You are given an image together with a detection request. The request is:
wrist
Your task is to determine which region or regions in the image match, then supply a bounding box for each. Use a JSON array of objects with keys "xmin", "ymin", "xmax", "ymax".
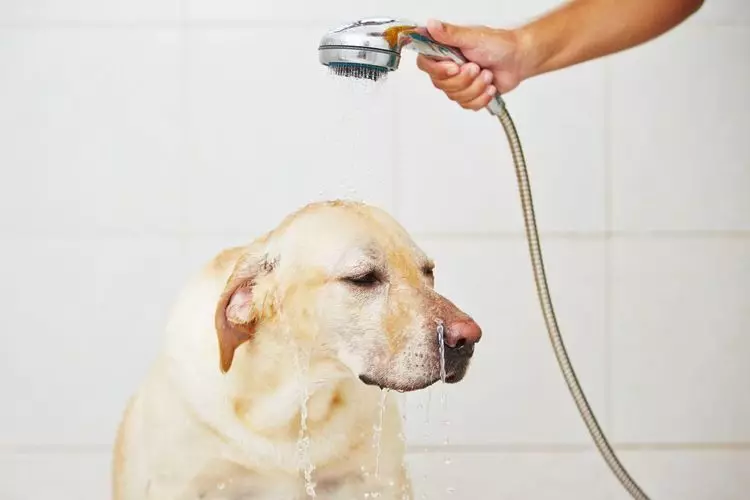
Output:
[
  {"xmin": 512, "ymin": 21, "xmax": 554, "ymax": 80},
  {"xmin": 512, "ymin": 25, "xmax": 539, "ymax": 80}
]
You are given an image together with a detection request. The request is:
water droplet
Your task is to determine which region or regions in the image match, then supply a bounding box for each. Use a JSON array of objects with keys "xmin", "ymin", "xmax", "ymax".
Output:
[
  {"xmin": 217, "ymin": 482, "xmax": 226, "ymax": 491},
  {"xmin": 446, "ymin": 486, "xmax": 456, "ymax": 495},
  {"xmin": 444, "ymin": 457, "xmax": 452, "ymax": 465}
]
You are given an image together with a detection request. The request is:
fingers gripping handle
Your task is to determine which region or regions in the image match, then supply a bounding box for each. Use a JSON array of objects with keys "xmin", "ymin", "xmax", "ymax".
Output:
[{"xmin": 402, "ymin": 31, "xmax": 506, "ymax": 116}]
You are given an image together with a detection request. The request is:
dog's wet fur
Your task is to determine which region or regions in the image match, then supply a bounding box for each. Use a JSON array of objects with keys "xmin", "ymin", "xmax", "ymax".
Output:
[{"xmin": 113, "ymin": 200, "xmax": 481, "ymax": 499}]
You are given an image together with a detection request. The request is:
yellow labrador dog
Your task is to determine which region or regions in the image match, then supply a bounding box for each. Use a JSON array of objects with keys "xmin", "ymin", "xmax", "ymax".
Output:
[{"xmin": 113, "ymin": 200, "xmax": 482, "ymax": 500}]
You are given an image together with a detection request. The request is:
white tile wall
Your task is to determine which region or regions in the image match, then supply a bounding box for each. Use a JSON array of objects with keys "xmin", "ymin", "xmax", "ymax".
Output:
[
  {"xmin": 693, "ymin": 0, "xmax": 750, "ymax": 25},
  {"xmin": 185, "ymin": 0, "xmax": 562, "ymax": 26},
  {"xmin": 0, "ymin": 451, "xmax": 111, "ymax": 500},
  {"xmin": 405, "ymin": 450, "xmax": 623, "ymax": 499},
  {"xmin": 0, "ymin": 237, "xmax": 188, "ymax": 446},
  {"xmin": 611, "ymin": 237, "xmax": 750, "ymax": 443},
  {"xmin": 614, "ymin": 450, "xmax": 750, "ymax": 500},
  {"xmin": 0, "ymin": 28, "xmax": 182, "ymax": 236},
  {"xmin": 0, "ymin": 0, "xmax": 180, "ymax": 23},
  {"xmin": 611, "ymin": 22, "xmax": 750, "ymax": 232},
  {"xmin": 0, "ymin": 0, "xmax": 748, "ymax": 498}
]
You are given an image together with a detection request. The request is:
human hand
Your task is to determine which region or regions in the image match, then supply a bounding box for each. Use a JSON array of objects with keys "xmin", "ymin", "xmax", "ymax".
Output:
[{"xmin": 416, "ymin": 19, "xmax": 531, "ymax": 111}]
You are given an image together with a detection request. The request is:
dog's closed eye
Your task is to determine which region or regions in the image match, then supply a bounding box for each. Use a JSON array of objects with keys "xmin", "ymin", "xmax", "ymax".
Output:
[{"xmin": 343, "ymin": 271, "xmax": 380, "ymax": 287}]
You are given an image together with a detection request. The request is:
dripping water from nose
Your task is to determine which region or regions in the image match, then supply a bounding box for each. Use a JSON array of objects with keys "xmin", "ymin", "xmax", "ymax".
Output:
[
  {"xmin": 436, "ymin": 322, "xmax": 447, "ymax": 383},
  {"xmin": 436, "ymin": 322, "xmax": 454, "ymax": 495}
]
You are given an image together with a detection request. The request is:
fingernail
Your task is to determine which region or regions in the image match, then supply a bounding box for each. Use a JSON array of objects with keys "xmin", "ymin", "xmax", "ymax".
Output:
[
  {"xmin": 426, "ymin": 19, "xmax": 444, "ymax": 32},
  {"xmin": 466, "ymin": 64, "xmax": 479, "ymax": 77},
  {"xmin": 445, "ymin": 64, "xmax": 459, "ymax": 76},
  {"xmin": 482, "ymin": 70, "xmax": 493, "ymax": 84},
  {"xmin": 486, "ymin": 85, "xmax": 497, "ymax": 96}
]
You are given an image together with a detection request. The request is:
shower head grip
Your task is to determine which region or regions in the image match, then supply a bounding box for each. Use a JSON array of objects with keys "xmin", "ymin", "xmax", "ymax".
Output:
[{"xmin": 399, "ymin": 31, "xmax": 506, "ymax": 115}]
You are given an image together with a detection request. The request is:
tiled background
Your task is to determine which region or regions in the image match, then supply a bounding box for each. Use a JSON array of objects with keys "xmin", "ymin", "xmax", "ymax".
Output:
[{"xmin": 0, "ymin": 0, "xmax": 748, "ymax": 498}]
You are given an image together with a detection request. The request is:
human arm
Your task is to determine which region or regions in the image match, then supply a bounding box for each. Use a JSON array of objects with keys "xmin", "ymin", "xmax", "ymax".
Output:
[
  {"xmin": 417, "ymin": 0, "xmax": 705, "ymax": 110},
  {"xmin": 520, "ymin": 0, "xmax": 705, "ymax": 77}
]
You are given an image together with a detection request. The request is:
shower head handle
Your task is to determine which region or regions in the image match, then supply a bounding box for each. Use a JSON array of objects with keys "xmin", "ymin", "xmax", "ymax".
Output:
[
  {"xmin": 397, "ymin": 30, "xmax": 505, "ymax": 115},
  {"xmin": 318, "ymin": 17, "xmax": 505, "ymax": 116}
]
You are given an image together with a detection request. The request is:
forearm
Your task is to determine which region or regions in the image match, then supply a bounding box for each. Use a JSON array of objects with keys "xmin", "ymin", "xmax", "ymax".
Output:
[{"xmin": 518, "ymin": 0, "xmax": 704, "ymax": 78}]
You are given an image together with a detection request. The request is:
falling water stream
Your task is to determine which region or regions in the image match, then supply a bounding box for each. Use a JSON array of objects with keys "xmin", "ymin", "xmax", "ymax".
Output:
[
  {"xmin": 292, "ymin": 73, "xmax": 461, "ymax": 499},
  {"xmin": 373, "ymin": 389, "xmax": 389, "ymax": 479},
  {"xmin": 289, "ymin": 320, "xmax": 317, "ymax": 498},
  {"xmin": 364, "ymin": 389, "xmax": 390, "ymax": 499}
]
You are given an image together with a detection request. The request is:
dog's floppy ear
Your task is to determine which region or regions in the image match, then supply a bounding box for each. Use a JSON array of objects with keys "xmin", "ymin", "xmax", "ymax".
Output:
[{"xmin": 214, "ymin": 252, "xmax": 274, "ymax": 373}]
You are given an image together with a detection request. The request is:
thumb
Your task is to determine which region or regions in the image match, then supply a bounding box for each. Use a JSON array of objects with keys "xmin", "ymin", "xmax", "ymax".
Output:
[{"xmin": 425, "ymin": 19, "xmax": 476, "ymax": 48}]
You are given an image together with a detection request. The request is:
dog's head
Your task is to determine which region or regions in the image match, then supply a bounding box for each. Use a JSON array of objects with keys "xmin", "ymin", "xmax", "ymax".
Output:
[{"xmin": 214, "ymin": 201, "xmax": 481, "ymax": 392}]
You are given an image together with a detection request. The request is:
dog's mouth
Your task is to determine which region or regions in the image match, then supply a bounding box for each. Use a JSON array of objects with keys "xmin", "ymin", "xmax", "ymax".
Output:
[
  {"xmin": 358, "ymin": 352, "xmax": 471, "ymax": 392},
  {"xmin": 358, "ymin": 371, "xmax": 463, "ymax": 392}
]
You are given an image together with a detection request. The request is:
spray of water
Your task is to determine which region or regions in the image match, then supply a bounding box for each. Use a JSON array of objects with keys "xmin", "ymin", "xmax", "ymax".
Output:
[{"xmin": 322, "ymin": 70, "xmax": 393, "ymax": 206}]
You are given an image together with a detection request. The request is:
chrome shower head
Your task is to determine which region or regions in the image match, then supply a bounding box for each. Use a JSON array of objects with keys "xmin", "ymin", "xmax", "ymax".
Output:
[
  {"xmin": 318, "ymin": 17, "xmax": 417, "ymax": 81},
  {"xmin": 318, "ymin": 17, "xmax": 505, "ymax": 114}
]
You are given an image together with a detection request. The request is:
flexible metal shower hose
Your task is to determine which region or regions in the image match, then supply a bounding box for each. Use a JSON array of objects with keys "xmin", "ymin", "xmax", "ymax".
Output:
[{"xmin": 496, "ymin": 108, "xmax": 650, "ymax": 500}]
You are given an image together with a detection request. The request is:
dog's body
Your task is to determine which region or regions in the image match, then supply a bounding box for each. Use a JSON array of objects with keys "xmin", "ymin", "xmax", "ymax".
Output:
[{"xmin": 113, "ymin": 201, "xmax": 481, "ymax": 500}]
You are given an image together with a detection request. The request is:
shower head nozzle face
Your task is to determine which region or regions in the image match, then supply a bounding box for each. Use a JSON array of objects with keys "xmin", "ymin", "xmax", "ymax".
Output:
[
  {"xmin": 318, "ymin": 17, "xmax": 418, "ymax": 78},
  {"xmin": 327, "ymin": 63, "xmax": 390, "ymax": 82}
]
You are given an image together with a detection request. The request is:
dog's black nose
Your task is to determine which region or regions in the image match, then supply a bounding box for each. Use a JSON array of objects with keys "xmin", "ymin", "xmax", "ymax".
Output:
[{"xmin": 444, "ymin": 318, "xmax": 482, "ymax": 350}]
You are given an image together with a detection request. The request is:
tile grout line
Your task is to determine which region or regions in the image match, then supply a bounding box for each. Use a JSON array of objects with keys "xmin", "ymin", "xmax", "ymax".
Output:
[
  {"xmin": 3, "ymin": 442, "xmax": 749, "ymax": 455},
  {"xmin": 602, "ymin": 58, "xmax": 614, "ymax": 437},
  {"xmin": 0, "ymin": 18, "xmax": 745, "ymax": 29},
  {"xmin": 406, "ymin": 442, "xmax": 750, "ymax": 454},
  {"xmin": 178, "ymin": 0, "xmax": 190, "ymax": 250},
  {"xmin": 0, "ymin": 19, "xmax": 319, "ymax": 29},
  {"xmin": 4, "ymin": 229, "xmax": 750, "ymax": 241}
]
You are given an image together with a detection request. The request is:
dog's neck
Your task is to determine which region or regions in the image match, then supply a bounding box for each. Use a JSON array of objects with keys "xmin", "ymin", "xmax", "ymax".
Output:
[{"xmin": 223, "ymin": 325, "xmax": 372, "ymax": 440}]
